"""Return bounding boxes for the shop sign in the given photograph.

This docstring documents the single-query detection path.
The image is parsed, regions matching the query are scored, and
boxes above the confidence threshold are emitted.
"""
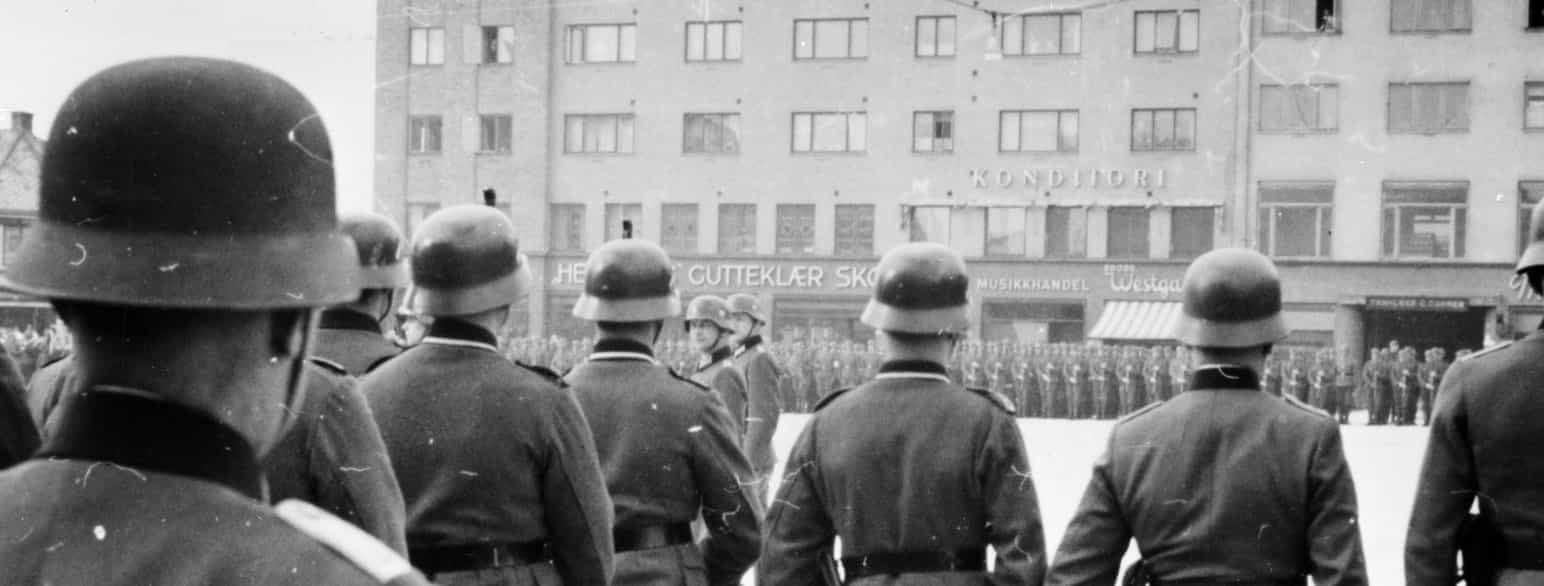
[1366,296,1468,312]
[550,261,878,290]
[969,167,1170,191]
[1103,264,1184,298]
[977,277,1090,293]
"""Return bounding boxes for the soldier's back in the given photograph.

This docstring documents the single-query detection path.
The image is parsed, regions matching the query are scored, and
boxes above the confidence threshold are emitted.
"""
[315,309,401,376]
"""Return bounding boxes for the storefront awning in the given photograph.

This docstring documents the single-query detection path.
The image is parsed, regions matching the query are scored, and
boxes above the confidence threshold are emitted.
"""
[1087,301,1184,342]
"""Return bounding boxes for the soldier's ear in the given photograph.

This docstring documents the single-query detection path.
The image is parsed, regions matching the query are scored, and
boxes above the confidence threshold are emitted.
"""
[268,309,311,359]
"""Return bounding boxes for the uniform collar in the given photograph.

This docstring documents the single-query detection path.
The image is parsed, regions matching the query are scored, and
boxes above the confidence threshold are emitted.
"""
[703,345,733,367]
[734,334,765,357]
[319,308,383,334]
[36,390,265,500]
[876,360,952,383]
[590,338,658,363]
[1186,365,1260,391]
[422,319,499,353]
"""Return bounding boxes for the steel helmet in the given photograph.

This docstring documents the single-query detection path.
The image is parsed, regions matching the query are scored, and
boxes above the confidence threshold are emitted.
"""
[1518,198,1544,291]
[859,242,971,334]
[0,57,357,308]
[341,211,409,289]
[408,205,531,317]
[571,239,681,322]
[1171,248,1289,348]
[686,295,733,330]
[725,293,766,323]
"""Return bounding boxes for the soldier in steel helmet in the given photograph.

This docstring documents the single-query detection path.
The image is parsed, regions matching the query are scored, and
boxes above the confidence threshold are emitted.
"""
[564,240,761,586]
[1405,198,1544,585]
[724,292,785,506]
[686,295,750,438]
[315,212,409,375]
[362,205,613,584]
[1048,248,1366,585]
[760,242,1048,585]
[0,57,429,584]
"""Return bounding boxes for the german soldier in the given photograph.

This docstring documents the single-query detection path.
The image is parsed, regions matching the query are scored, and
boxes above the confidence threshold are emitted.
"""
[565,240,762,586]
[1405,198,1544,585]
[0,57,428,584]
[1070,350,1091,419]
[1043,354,1065,418]
[1048,248,1366,585]
[723,293,784,506]
[1091,348,1112,419]
[1333,346,1356,424]
[760,242,1048,584]
[686,295,750,438]
[1419,347,1447,426]
[1366,349,1394,425]
[1395,347,1420,425]
[363,206,614,584]
[1262,354,1283,397]
[315,212,408,375]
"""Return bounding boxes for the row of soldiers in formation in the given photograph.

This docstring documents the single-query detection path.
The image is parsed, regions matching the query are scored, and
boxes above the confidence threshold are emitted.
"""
[0,57,1526,586]
[509,334,1461,425]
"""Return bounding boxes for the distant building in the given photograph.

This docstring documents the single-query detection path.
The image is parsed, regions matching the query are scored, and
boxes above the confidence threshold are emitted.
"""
[0,111,52,327]
[374,0,1544,359]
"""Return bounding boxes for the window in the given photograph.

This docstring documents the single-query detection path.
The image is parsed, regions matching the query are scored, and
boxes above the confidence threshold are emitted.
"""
[686,21,742,61]
[1170,207,1215,258]
[1002,12,1081,55]
[479,115,512,153]
[794,18,868,60]
[1131,108,1197,151]
[1263,0,1339,33]
[909,206,951,243]
[1259,183,1334,258]
[1260,85,1338,132]
[549,204,585,252]
[1107,207,1151,259]
[1521,182,1544,255]
[604,203,642,241]
[2,223,26,267]
[1000,110,1078,152]
[916,16,957,57]
[566,23,637,63]
[482,26,515,63]
[907,207,987,257]
[1381,181,1467,259]
[719,204,757,254]
[834,204,874,256]
[408,116,442,153]
[776,204,816,255]
[987,208,1027,256]
[913,111,954,153]
[683,113,741,154]
[564,114,635,154]
[661,204,699,253]
[409,28,445,65]
[1527,83,1544,130]
[792,112,866,153]
[1045,206,1088,258]
[1391,0,1471,32]
[405,202,441,237]
[1388,83,1469,133]
[1134,10,1200,54]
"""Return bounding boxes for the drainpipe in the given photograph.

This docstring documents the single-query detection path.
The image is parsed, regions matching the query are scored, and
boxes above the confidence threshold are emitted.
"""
[1233,1,1258,248]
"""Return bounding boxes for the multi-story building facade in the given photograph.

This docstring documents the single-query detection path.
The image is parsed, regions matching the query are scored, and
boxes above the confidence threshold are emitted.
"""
[375,0,1544,358]
[0,112,52,327]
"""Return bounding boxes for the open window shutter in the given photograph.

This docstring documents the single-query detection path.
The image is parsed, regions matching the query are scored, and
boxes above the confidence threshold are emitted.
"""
[463,25,483,64]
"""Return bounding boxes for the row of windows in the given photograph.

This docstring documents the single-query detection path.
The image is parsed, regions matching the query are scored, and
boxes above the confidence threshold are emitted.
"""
[529,202,1216,259]
[405,108,1198,155]
[406,0,1526,67]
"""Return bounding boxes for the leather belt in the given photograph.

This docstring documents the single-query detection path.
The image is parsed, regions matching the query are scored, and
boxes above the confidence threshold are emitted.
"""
[841,548,986,580]
[1148,578,1305,586]
[409,541,551,576]
[613,523,693,553]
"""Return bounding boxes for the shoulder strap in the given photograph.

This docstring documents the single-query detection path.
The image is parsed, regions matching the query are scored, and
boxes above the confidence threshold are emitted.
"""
[307,357,350,378]
[363,354,396,374]
[669,367,713,392]
[1282,393,1333,419]
[274,499,420,584]
[813,387,853,411]
[1461,342,1512,362]
[515,361,567,387]
[966,386,1016,415]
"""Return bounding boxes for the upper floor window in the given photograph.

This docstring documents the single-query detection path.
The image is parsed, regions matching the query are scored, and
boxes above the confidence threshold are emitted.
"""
[718,204,757,254]
[479,26,515,63]
[410,28,445,65]
[776,204,816,255]
[1131,108,1196,151]
[1,223,26,267]
[604,203,642,241]
[1002,12,1082,55]
[795,18,868,60]
[548,204,585,252]
[915,15,957,57]
[913,111,954,153]
[1526,83,1544,130]
[564,114,635,154]
[1259,182,1334,258]
[1391,0,1471,33]
[1521,182,1544,255]
[1381,181,1467,259]
[479,115,512,153]
[792,112,866,153]
[1045,206,1088,258]
[1000,110,1078,153]
[1107,207,1151,259]
[1260,84,1339,132]
[1134,10,1199,54]
[834,204,874,256]
[566,23,637,64]
[1263,0,1339,34]
[1170,207,1216,258]
[1388,82,1469,134]
[661,203,699,254]
[408,115,442,154]
[686,21,742,61]
[683,113,741,154]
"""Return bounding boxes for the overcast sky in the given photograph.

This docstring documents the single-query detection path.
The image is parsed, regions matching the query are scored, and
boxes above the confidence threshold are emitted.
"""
[1,1,378,211]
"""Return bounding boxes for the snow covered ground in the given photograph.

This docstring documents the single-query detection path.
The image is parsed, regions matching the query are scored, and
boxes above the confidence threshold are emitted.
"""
[764,413,1429,584]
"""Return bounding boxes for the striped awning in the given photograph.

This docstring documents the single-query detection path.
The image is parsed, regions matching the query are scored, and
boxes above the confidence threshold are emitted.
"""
[1087,301,1184,341]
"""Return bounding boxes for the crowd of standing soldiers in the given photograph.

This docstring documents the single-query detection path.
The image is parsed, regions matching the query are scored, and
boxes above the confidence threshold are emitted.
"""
[509,333,1463,425]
